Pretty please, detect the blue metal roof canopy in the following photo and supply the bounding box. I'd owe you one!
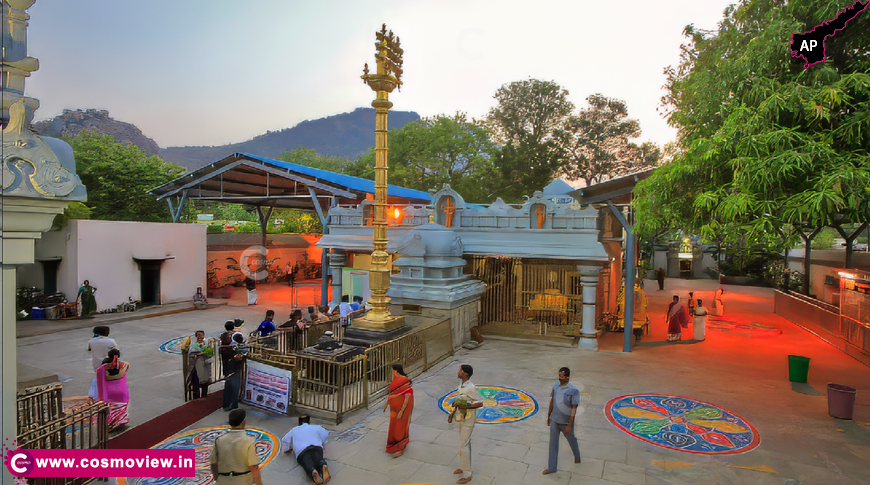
[149,152,432,214]
[149,152,433,307]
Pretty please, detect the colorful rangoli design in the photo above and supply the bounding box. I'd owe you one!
[438,385,538,424]
[117,426,279,485]
[605,394,760,454]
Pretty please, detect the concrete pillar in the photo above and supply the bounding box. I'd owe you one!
[2,265,18,482]
[578,265,601,351]
[328,249,346,309]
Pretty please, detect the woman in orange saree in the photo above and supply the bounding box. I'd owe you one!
[383,363,414,457]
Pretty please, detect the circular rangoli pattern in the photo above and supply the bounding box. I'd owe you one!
[117,426,279,485]
[605,394,760,454]
[438,385,538,424]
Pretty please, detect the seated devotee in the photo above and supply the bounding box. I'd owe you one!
[350,296,363,312]
[313,331,341,351]
[279,309,307,330]
[193,287,208,310]
[303,306,329,324]
[331,296,354,328]
[256,310,277,337]
[282,415,331,484]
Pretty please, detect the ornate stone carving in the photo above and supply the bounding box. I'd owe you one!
[1,100,83,198]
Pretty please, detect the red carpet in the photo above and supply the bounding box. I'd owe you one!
[108,392,223,449]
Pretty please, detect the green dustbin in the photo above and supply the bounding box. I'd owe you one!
[788,355,811,383]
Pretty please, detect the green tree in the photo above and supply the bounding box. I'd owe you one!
[635,0,870,293]
[344,113,502,203]
[51,201,92,230]
[69,132,185,221]
[279,147,353,172]
[560,94,660,185]
[486,79,574,201]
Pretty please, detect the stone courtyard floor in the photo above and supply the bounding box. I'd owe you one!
[17,279,870,484]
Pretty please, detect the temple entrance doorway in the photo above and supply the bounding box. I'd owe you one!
[470,256,584,338]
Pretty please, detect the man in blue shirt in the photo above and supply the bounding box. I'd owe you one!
[543,366,582,475]
[256,310,276,337]
[281,415,330,484]
[350,296,363,312]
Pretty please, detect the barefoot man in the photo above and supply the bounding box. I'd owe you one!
[450,364,483,484]
[281,415,331,484]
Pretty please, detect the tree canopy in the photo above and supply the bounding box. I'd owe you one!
[635,0,870,254]
[344,113,501,203]
[485,79,574,201]
[279,147,353,172]
[68,132,185,222]
[560,94,661,185]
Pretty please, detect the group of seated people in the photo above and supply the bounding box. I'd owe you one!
[250,295,367,350]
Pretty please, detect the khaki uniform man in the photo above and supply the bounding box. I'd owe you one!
[210,409,263,485]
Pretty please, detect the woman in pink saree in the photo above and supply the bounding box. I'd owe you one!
[383,364,414,457]
[96,348,130,430]
[666,295,690,342]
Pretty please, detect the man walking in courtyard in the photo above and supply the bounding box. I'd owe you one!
[656,268,666,291]
[210,409,263,485]
[450,364,483,484]
[543,366,581,475]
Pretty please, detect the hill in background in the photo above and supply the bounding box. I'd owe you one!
[33,109,162,156]
[160,107,420,170]
[33,107,421,171]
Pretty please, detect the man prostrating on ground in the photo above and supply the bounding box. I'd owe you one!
[282,415,331,484]
[543,366,582,475]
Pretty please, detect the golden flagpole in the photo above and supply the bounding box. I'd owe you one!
[356,24,405,329]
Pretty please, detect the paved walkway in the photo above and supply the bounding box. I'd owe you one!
[19,279,870,484]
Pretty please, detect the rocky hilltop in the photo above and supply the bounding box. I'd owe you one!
[159,107,421,171]
[33,109,161,156]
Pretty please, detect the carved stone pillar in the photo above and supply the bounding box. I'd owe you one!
[578,265,602,350]
[328,249,346,309]
[2,3,86,474]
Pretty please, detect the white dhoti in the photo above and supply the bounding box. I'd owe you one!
[458,420,475,479]
[694,314,707,341]
[246,289,258,305]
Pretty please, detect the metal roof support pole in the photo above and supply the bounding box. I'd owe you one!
[256,206,273,250]
[169,190,189,223]
[308,188,331,307]
[608,200,635,353]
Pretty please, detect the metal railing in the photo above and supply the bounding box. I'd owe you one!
[183,318,454,423]
[17,385,63,440]
[292,354,368,424]
[17,387,109,485]
[293,318,454,423]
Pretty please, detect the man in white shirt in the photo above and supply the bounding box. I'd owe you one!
[693,299,708,341]
[451,364,483,484]
[281,415,330,484]
[87,326,118,399]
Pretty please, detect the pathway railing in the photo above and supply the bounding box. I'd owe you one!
[17,386,109,485]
